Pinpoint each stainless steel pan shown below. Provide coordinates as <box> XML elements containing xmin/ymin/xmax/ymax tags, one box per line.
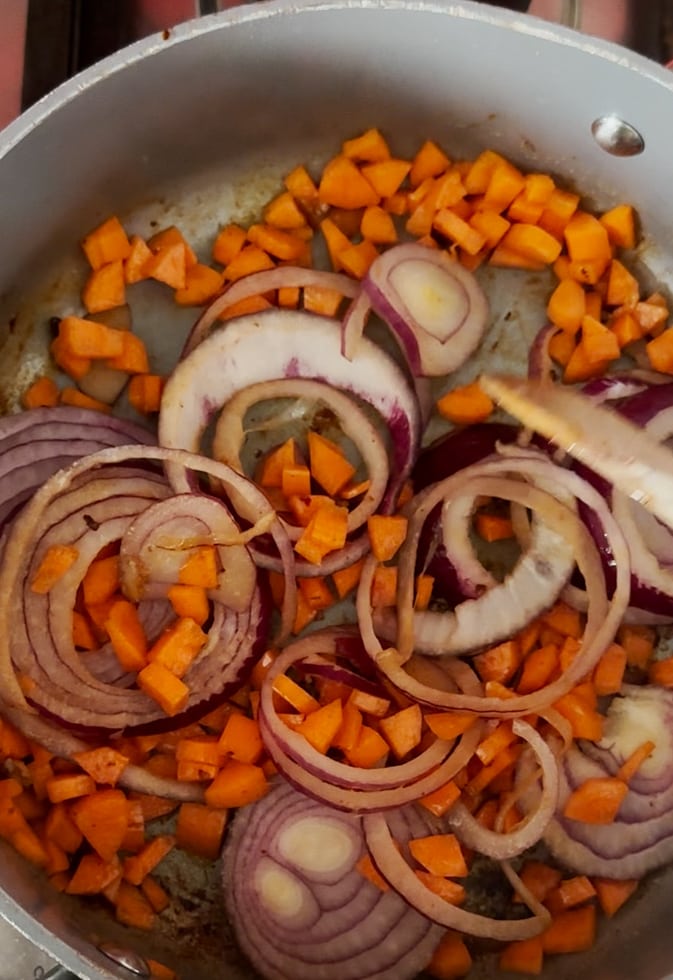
<box><xmin>2</xmin><ymin>2</ymin><xmax>673</xmax><ymax>977</ymax></box>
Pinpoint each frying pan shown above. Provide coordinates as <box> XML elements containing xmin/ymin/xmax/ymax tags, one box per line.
<box><xmin>1</xmin><ymin>1</ymin><xmax>673</xmax><ymax>977</ymax></box>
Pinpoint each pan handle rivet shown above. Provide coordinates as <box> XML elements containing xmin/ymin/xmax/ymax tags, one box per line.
<box><xmin>97</xmin><ymin>942</ymin><xmax>151</xmax><ymax>977</ymax></box>
<box><xmin>591</xmin><ymin>114</ymin><xmax>645</xmax><ymax>156</ymax></box>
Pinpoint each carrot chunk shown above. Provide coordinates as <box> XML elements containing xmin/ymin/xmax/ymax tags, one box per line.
<box><xmin>437</xmin><ymin>382</ymin><xmax>494</xmax><ymax>425</ymax></box>
<box><xmin>22</xmin><ymin>375</ymin><xmax>59</xmax><ymax>409</ymax></box>
<box><xmin>81</xmin><ymin>216</ymin><xmax>131</xmax><ymax>270</ymax></box>
<box><xmin>31</xmin><ymin>545</ymin><xmax>79</xmax><ymax>594</ymax></box>
<box><xmin>70</xmin><ymin>788</ymin><xmax>130</xmax><ymax>861</ymax></box>
<box><xmin>563</xmin><ymin>776</ymin><xmax>628</xmax><ymax>824</ymax></box>
<box><xmin>541</xmin><ymin>905</ymin><xmax>596</xmax><ymax>954</ymax></box>
<box><xmin>218</xmin><ymin>712</ymin><xmax>264</xmax><ymax>765</ymax></box>
<box><xmin>409</xmin><ymin>833</ymin><xmax>468</xmax><ymax>877</ymax></box>
<box><xmin>592</xmin><ymin>877</ymin><xmax>639</xmax><ymax>918</ymax></box>
<box><xmin>367</xmin><ymin>514</ymin><xmax>408</xmax><ymax>561</ymax></box>
<box><xmin>137</xmin><ymin>662</ymin><xmax>190</xmax><ymax>716</ymax></box>
<box><xmin>427</xmin><ymin>931</ymin><xmax>472</xmax><ymax>980</ymax></box>
<box><xmin>379</xmin><ymin>704</ymin><xmax>422</xmax><ymax>760</ymax></box>
<box><xmin>204</xmin><ymin>759</ymin><xmax>269</xmax><ymax>808</ymax></box>
<box><xmin>105</xmin><ymin>599</ymin><xmax>148</xmax><ymax>673</ymax></box>
<box><xmin>318</xmin><ymin>156</ymin><xmax>379</xmax><ymax>209</ymax></box>
<box><xmin>176</xmin><ymin>802</ymin><xmax>228</xmax><ymax>860</ymax></box>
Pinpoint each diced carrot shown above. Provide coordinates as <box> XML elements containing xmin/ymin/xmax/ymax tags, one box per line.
<box><xmin>548</xmin><ymin>329</ymin><xmax>577</xmax><ymax>367</ymax></box>
<box><xmin>247</xmin><ymin>223</ymin><xmax>308</xmax><ymax>262</ymax></box>
<box><xmin>483</xmin><ymin>160</ymin><xmax>526</xmax><ymax>212</ymax></box>
<box><xmin>592</xmin><ymin>642</ymin><xmax>627</xmax><ymax>696</ymax></box>
<box><xmin>30</xmin><ymin>544</ymin><xmax>79</xmax><ymax>594</ymax></box>
<box><xmin>176</xmin><ymin>802</ymin><xmax>228</xmax><ymax>860</ymax></box>
<box><xmin>142</xmin><ymin>242</ymin><xmax>188</xmax><ymax>290</ymax></box>
<box><xmin>295</xmin><ymin>501</ymin><xmax>349</xmax><ymax>564</ymax></box>
<box><xmin>617</xmin><ymin>740</ymin><xmax>656</xmax><ymax>783</ymax></box>
<box><xmin>105</xmin><ymin>599</ymin><xmax>148</xmax><ymax>673</ymax></box>
<box><xmin>436</xmin><ymin>381</ymin><xmax>494</xmax><ymax>424</ymax></box>
<box><xmin>59</xmin><ymin>388</ymin><xmax>111</xmax><ymax>414</ymax></box>
<box><xmin>414</xmin><ymin>574</ymin><xmax>434</xmax><ymax>611</ymax></box>
<box><xmin>259</xmin><ymin>438</ymin><xmax>297</xmax><ymax>488</ymax></box>
<box><xmin>514</xmin><ymin>860</ymin><xmax>563</xmax><ymax>904</ymax></box>
<box><xmin>545</xmin><ymin>875</ymin><xmax>596</xmax><ymax>914</ymax></box>
<box><xmin>424</xmin><ymin>712</ymin><xmax>477</xmax><ymax>741</ymax></box>
<box><xmin>359</xmin><ymin>204</ymin><xmax>398</xmax><ymax>244</ymax></box>
<box><xmin>592</xmin><ymin>877</ymin><xmax>639</xmax><ymax>918</ymax></box>
<box><xmin>379</xmin><ymin>704</ymin><xmax>422</xmax><ymax>760</ymax></box>
<box><xmin>319</xmin><ymin>216</ymin><xmax>352</xmax><ymax>271</ymax></box>
<box><xmin>218</xmin><ymin>712</ymin><xmax>264</xmax><ymax>765</ymax></box>
<box><xmin>563</xmin><ymin>338</ymin><xmax>610</xmax><ymax>383</ymax></box>
<box><xmin>338</xmin><ymin>239</ymin><xmax>380</xmax><ymax>279</ymax></box>
<box><xmin>500</xmin><ymin>223</ymin><xmax>562</xmax><ymax>265</ymax></box>
<box><xmin>140</xmin><ymin>875</ymin><xmax>171</xmax><ymax>913</ymax></box>
<box><xmin>222</xmin><ymin>243</ymin><xmax>275</xmax><ymax>283</ymax></box>
<box><xmin>331</xmin><ymin>559</ymin><xmax>365</xmax><ymax>600</ymax></box>
<box><xmin>44</xmin><ymin>802</ymin><xmax>83</xmax><ymax>853</ymax></box>
<box><xmin>70</xmin><ymin>788</ymin><xmax>130</xmax><ymax>861</ymax></box>
<box><xmin>22</xmin><ymin>375</ymin><xmax>59</xmax><ymax>409</ymax></box>
<box><xmin>42</xmin><ymin>837</ymin><xmax>70</xmax><ymax>875</ymax></box>
<box><xmin>124</xmin><ymin>234</ymin><xmax>153</xmax><ymax>284</ymax></box>
<box><xmin>332</xmin><ymin>701</ymin><xmax>363</xmax><ymax>753</ymax></box>
<box><xmin>367</xmin><ymin>514</ymin><xmax>408</xmax><ymax>562</ymax></box>
<box><xmin>81</xmin><ymin>216</ymin><xmax>131</xmax><ymax>270</ymax></box>
<box><xmin>177</xmin><ymin>545</ymin><xmax>219</xmax><ymax>589</ymax></box>
<box><xmin>418</xmin><ymin>779</ymin><xmax>461</xmax><ymax>818</ymax></box>
<box><xmin>649</xmin><ymin>655</ymin><xmax>673</xmax><ymax>687</ymax></box>
<box><xmin>122</xmin><ymin>834</ymin><xmax>175</xmax><ymax>886</ymax></box>
<box><xmin>618</xmin><ymin>623</ymin><xmax>656</xmax><ymax>669</ymax></box>
<box><xmin>581</xmin><ymin>314</ymin><xmax>621</xmax><ymax>365</ymax></box>
<box><xmin>539</xmin><ymin>188</ymin><xmax>581</xmax><ymax>239</ymax></box>
<box><xmin>115</xmin><ymin>880</ymin><xmax>156</xmax><ymax>931</ymax></box>
<box><xmin>517</xmin><ymin>644</ymin><xmax>559</xmax><ymax>694</ymax></box>
<box><xmin>81</xmin><ymin>260</ymin><xmax>126</xmax><ymax>314</ymax></box>
<box><xmin>463</xmin><ymin>149</ymin><xmax>505</xmax><ymax>195</ymax></box>
<box><xmin>409</xmin><ymin>140</ymin><xmax>450</xmax><ymax>187</ymax></box>
<box><xmin>606</xmin><ymin>258</ymin><xmax>639</xmax><ymax>308</ymax></box>
<box><xmin>564</xmin><ymin>210</ymin><xmax>613</xmax><ymax>264</ymax></box>
<box><xmin>415</xmin><ymin>870</ymin><xmax>465</xmax><ymax>905</ymax></box>
<box><xmin>342</xmin><ymin>725</ymin><xmax>389</xmax><ymax>768</ymax></box>
<box><xmin>104</xmin><ymin>330</ymin><xmax>149</xmax><ymax>374</ymax></box>
<box><xmin>204</xmin><ymin>759</ymin><xmax>269</xmax><ymax>808</ymax></box>
<box><xmin>166</xmin><ymin>584</ymin><xmax>209</xmax><ymax>626</ymax></box>
<box><xmin>297</xmin><ymin>576</ymin><xmax>334</xmax><ymax>612</ymax></box>
<box><xmin>599</xmin><ymin>203</ymin><xmax>637</xmax><ymax>249</ymax></box>
<box><xmin>465</xmin><ymin>744</ymin><xmax>521</xmax><ymax>797</ymax></box>
<box><xmin>307</xmin><ymin>432</ymin><xmax>356</xmax><ymax>495</ymax></box>
<box><xmin>433</xmin><ymin>209</ymin><xmax>486</xmax><ymax>256</ymax></box>
<box><xmin>212</xmin><ymin>223</ymin><xmax>247</xmax><ymax>266</ymax></box>
<box><xmin>553</xmin><ymin>690</ymin><xmax>604</xmax><ymax>741</ymax></box>
<box><xmin>72</xmin><ymin>746</ymin><xmax>129</xmax><ymax>787</ymax></box>
<box><xmin>541</xmin><ymin>601</ymin><xmax>582</xmax><ymax>639</ymax></box>
<box><xmin>563</xmin><ymin>776</ymin><xmax>628</xmax><ymax>824</ymax></box>
<box><xmin>281</xmin><ymin>463</ymin><xmax>311</xmax><ymax>499</ymax></box>
<box><xmin>585</xmin><ymin>290</ymin><xmax>603</xmax><ymax>320</ymax></box>
<box><xmin>541</xmin><ymin>905</ymin><xmax>596</xmax><ymax>954</ymax></box>
<box><xmin>473</xmin><ymin>512</ymin><xmax>513</xmax><ymax>543</ymax></box>
<box><xmin>341</xmin><ymin>127</ymin><xmax>391</xmax><ymax>162</ymax></box>
<box><xmin>82</xmin><ymin>554</ymin><xmax>119</xmax><ymax>605</ymax></box>
<box><xmin>296</xmin><ymin>698</ymin><xmax>344</xmax><ymax>754</ymax></box>
<box><xmin>409</xmin><ymin>834</ymin><xmax>468</xmax><ymax>877</ymax></box>
<box><xmin>128</xmin><ymin>373</ymin><xmax>165</xmax><ymax>414</ymax></box>
<box><xmin>263</xmin><ymin>191</ymin><xmax>308</xmax><ymax>230</ymax></box>
<box><xmin>272</xmin><ymin>674</ymin><xmax>320</xmax><ymax>714</ymax></box>
<box><xmin>174</xmin><ymin>263</ymin><xmax>223</xmax><ymax>306</ymax></box>
<box><xmin>347</xmin><ymin>688</ymin><xmax>391</xmax><ymax>718</ymax></box>
<box><xmin>147</xmin><ymin>226</ymin><xmax>197</xmax><ymax>266</ymax></box>
<box><xmin>647</xmin><ymin>327</ymin><xmax>673</xmax><ymax>373</ymax></box>
<box><xmin>146</xmin><ymin>959</ymin><xmax>177</xmax><ymax>980</ymax></box>
<box><xmin>475</xmin><ymin>723</ymin><xmax>516</xmax><ymax>767</ymax></box>
<box><xmin>57</xmin><ymin>315</ymin><xmax>124</xmax><ymax>359</ymax></box>
<box><xmin>473</xmin><ymin>639</ymin><xmax>521</xmax><ymax>685</ymax></box>
<box><xmin>498</xmin><ymin>937</ymin><xmax>544</xmax><ymax>976</ymax></box>
<box><xmin>302</xmin><ymin>283</ymin><xmax>344</xmax><ymax>316</ymax></box>
<box><xmin>137</xmin><ymin>662</ymin><xmax>190</xmax><ymax>716</ymax></box>
<box><xmin>67</xmin><ymin>853</ymin><xmax>122</xmax><ymax>895</ymax></box>
<box><xmin>546</xmin><ymin>278</ymin><xmax>586</xmax><ymax>333</ymax></box>
<box><xmin>426</xmin><ymin>931</ymin><xmax>473</xmax><ymax>980</ymax></box>
<box><xmin>318</xmin><ymin>155</ymin><xmax>379</xmax><ymax>209</ymax></box>
<box><xmin>369</xmin><ymin>564</ymin><xmax>397</xmax><ymax>608</ymax></box>
<box><xmin>148</xmin><ymin>617</ymin><xmax>207</xmax><ymax>679</ymax></box>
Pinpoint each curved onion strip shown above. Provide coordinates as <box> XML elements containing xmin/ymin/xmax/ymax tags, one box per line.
<box><xmin>357</xmin><ymin>454</ymin><xmax>630</xmax><ymax>716</ymax></box>
<box><xmin>0</xmin><ymin>444</ymin><xmax>295</xmax><ymax>710</ymax></box>
<box><xmin>499</xmin><ymin>859</ymin><xmax>551</xmax><ymax>920</ymax></box>
<box><xmin>527</xmin><ymin>324</ymin><xmax>557</xmax><ymax>381</ymax></box>
<box><xmin>212</xmin><ymin>378</ymin><xmax>390</xmax><ymax>540</ymax></box>
<box><xmin>362</xmin><ymin>243</ymin><xmax>489</xmax><ymax>377</ymax></box>
<box><xmin>2</xmin><ymin>705</ymin><xmax>205</xmax><ymax>802</ymax></box>
<box><xmin>159</xmin><ymin>309</ymin><xmax>421</xmax><ymax>522</ymax></box>
<box><xmin>258</xmin><ymin>708</ymin><xmax>482</xmax><ymax>813</ymax></box>
<box><xmin>362</xmin><ymin>811</ymin><xmax>550</xmax><ymax>939</ymax></box>
<box><xmin>119</xmin><ymin>493</ymin><xmax>260</xmax><ymax>612</ymax></box>
<box><xmin>183</xmin><ymin>268</ymin><xmax>359</xmax><ymax>356</ymax></box>
<box><xmin>259</xmin><ymin>631</ymin><xmax>454</xmax><ymax>791</ymax></box>
<box><xmin>445</xmin><ymin>720</ymin><xmax>559</xmax><ymax>859</ymax></box>
<box><xmin>387</xmin><ymin>474</ymin><xmax>579</xmax><ymax>657</ymax></box>
<box><xmin>340</xmin><ymin>288</ymin><xmax>371</xmax><ymax>359</ymax></box>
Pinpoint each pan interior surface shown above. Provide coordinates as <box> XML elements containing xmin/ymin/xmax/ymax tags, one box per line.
<box><xmin>1</xmin><ymin>2</ymin><xmax>673</xmax><ymax>977</ymax></box>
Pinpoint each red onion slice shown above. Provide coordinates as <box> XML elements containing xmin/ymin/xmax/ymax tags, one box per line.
<box><xmin>222</xmin><ymin>778</ymin><xmax>443</xmax><ymax>980</ymax></box>
<box><xmin>363</xmin><ymin>809</ymin><xmax>550</xmax><ymax>940</ymax></box>
<box><xmin>0</xmin><ymin>444</ymin><xmax>290</xmax><ymax>722</ymax></box>
<box><xmin>160</xmin><ymin>309</ymin><xmax>420</xmax><ymax>514</ymax></box>
<box><xmin>361</xmin><ymin>243</ymin><xmax>489</xmax><ymax>377</ymax></box>
<box><xmin>183</xmin><ymin>267</ymin><xmax>360</xmax><ymax>356</ymax></box>
<box><xmin>212</xmin><ymin>378</ymin><xmax>390</xmax><ymax>542</ymax></box>
<box><xmin>358</xmin><ymin>450</ymin><xmax>630</xmax><ymax>717</ymax></box>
